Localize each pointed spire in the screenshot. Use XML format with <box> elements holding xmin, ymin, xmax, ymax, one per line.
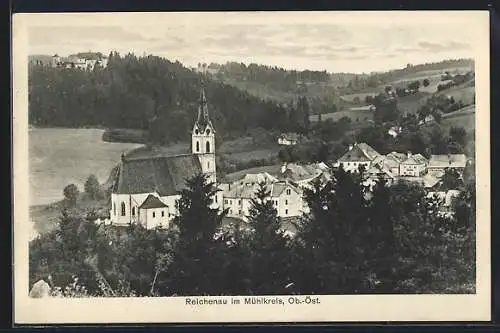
<box><xmin>195</xmin><ymin>79</ymin><xmax>212</xmax><ymax>130</ymax></box>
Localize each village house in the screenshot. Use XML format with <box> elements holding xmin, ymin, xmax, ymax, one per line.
<box><xmin>398</xmin><ymin>152</ymin><xmax>428</xmax><ymax>177</ymax></box>
<box><xmin>426</xmin><ymin>189</ymin><xmax>462</xmax><ymax>217</ymax></box>
<box><xmin>108</xmin><ymin>86</ymin><xmax>220</xmax><ymax>229</ymax></box>
<box><xmin>427</xmin><ymin>154</ymin><xmax>468</xmax><ymax>177</ymax></box>
<box><xmin>278</xmin><ymin>133</ymin><xmax>300</xmax><ymax>146</ymax></box>
<box><xmin>52</xmin><ymin>53</ymin><xmax>108</xmax><ymax>70</ymax></box>
<box><xmin>335</xmin><ymin>142</ymin><xmax>381</xmax><ymax>173</ymax></box>
<box><xmin>223</xmin><ymin>179</ymin><xmax>305</xmax><ymax>221</ymax></box>
<box><xmin>279</xmin><ymin>162</ymin><xmax>330</xmax><ymax>189</ymax></box>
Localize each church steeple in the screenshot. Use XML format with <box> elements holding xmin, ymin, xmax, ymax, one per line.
<box><xmin>194</xmin><ymin>80</ymin><xmax>215</xmax><ymax>134</ymax></box>
<box><xmin>196</xmin><ymin>85</ymin><xmax>210</xmax><ymax>128</ymax></box>
<box><xmin>191</xmin><ymin>81</ymin><xmax>217</xmax><ymax>186</ymax></box>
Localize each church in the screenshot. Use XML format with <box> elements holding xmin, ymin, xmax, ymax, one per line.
<box><xmin>108</xmin><ymin>86</ymin><xmax>222</xmax><ymax>229</ymax></box>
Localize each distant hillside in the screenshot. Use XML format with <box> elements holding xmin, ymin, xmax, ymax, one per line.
<box><xmin>203</xmin><ymin>58</ymin><xmax>474</xmax><ymax>110</ymax></box>
<box><xmin>28</xmin><ymin>52</ymin><xmax>301</xmax><ymax>144</ymax></box>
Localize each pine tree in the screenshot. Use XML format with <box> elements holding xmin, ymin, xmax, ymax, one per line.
<box><xmin>246</xmin><ymin>183</ymin><xmax>290</xmax><ymax>294</ymax></box>
<box><xmin>295</xmin><ymin>168</ymin><xmax>370</xmax><ymax>294</ymax></box>
<box><xmin>161</xmin><ymin>173</ymin><xmax>227</xmax><ymax>296</ymax></box>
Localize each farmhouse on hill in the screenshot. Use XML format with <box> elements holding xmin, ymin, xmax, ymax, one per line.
<box><xmin>278</xmin><ymin>133</ymin><xmax>300</xmax><ymax>146</ymax></box>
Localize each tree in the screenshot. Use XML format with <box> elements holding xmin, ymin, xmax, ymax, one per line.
<box><xmin>429</xmin><ymin>127</ymin><xmax>449</xmax><ymax>154</ymax></box>
<box><xmin>440</xmin><ymin>168</ymin><xmax>464</xmax><ymax>190</ymax></box>
<box><xmin>63</xmin><ymin>184</ymin><xmax>79</xmax><ymax>206</ymax></box>
<box><xmin>423</xmin><ymin>78</ymin><xmax>430</xmax><ymax>87</ymax></box>
<box><xmin>449</xmin><ymin>126</ymin><xmax>467</xmax><ymax>148</ymax></box>
<box><xmin>294</xmin><ymin>168</ymin><xmax>371</xmax><ymax>293</ymax></box>
<box><xmin>162</xmin><ymin>173</ymin><xmax>228</xmax><ymax>296</ymax></box>
<box><xmin>246</xmin><ymin>183</ymin><xmax>291</xmax><ymax>294</ymax></box>
<box><xmin>84</xmin><ymin>174</ymin><xmax>103</xmax><ymax>200</ymax></box>
<box><xmin>407</xmin><ymin>80</ymin><xmax>420</xmax><ymax>91</ymax></box>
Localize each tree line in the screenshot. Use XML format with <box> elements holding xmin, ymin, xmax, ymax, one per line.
<box><xmin>29</xmin><ymin>53</ymin><xmax>313</xmax><ymax>145</ymax></box>
<box><xmin>30</xmin><ymin>168</ymin><xmax>475</xmax><ymax>297</ymax></box>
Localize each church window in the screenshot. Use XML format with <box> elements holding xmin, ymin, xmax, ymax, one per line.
<box><xmin>113</xmin><ymin>203</ymin><xmax>116</xmax><ymax>216</ymax></box>
<box><xmin>153</xmin><ymin>212</ymin><xmax>156</xmax><ymax>218</ymax></box>
<box><xmin>195</xmin><ymin>129</ymin><xmax>199</xmax><ymax>135</ymax></box>
<box><xmin>121</xmin><ymin>202</ymin><xmax>126</xmax><ymax>216</ymax></box>
<box><xmin>196</xmin><ymin>141</ymin><xmax>200</xmax><ymax>152</ymax></box>
<box><xmin>206</xmin><ymin>141</ymin><xmax>211</xmax><ymax>153</ymax></box>
<box><xmin>206</xmin><ymin>129</ymin><xmax>211</xmax><ymax>135</ymax></box>
<box><xmin>132</xmin><ymin>207</ymin><xmax>135</xmax><ymax>216</ymax></box>
<box><xmin>286</xmin><ymin>189</ymin><xmax>291</xmax><ymax>195</ymax></box>
<box><xmin>207</xmin><ymin>161</ymin><xmax>210</xmax><ymax>169</ymax></box>
<box><xmin>161</xmin><ymin>211</ymin><xmax>165</xmax><ymax>217</ymax></box>
<box><xmin>285</xmin><ymin>200</ymin><xmax>288</xmax><ymax>205</ymax></box>
<box><xmin>285</xmin><ymin>209</ymin><xmax>289</xmax><ymax>215</ymax></box>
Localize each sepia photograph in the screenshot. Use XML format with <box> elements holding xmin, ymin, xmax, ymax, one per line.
<box><xmin>13</xmin><ymin>11</ymin><xmax>490</xmax><ymax>323</ymax></box>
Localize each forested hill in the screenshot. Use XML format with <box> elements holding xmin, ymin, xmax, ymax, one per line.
<box><xmin>28</xmin><ymin>52</ymin><xmax>295</xmax><ymax>144</ymax></box>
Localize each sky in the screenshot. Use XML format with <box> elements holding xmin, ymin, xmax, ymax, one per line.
<box><xmin>22</xmin><ymin>11</ymin><xmax>486</xmax><ymax>74</ymax></box>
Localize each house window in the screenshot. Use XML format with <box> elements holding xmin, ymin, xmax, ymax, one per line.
<box><xmin>121</xmin><ymin>202</ymin><xmax>126</xmax><ymax>216</ymax></box>
<box><xmin>206</xmin><ymin>141</ymin><xmax>211</xmax><ymax>153</ymax></box>
<box><xmin>152</xmin><ymin>212</ymin><xmax>156</xmax><ymax>218</ymax></box>
<box><xmin>238</xmin><ymin>210</ymin><xmax>242</xmax><ymax>215</ymax></box>
<box><xmin>113</xmin><ymin>203</ymin><xmax>116</xmax><ymax>216</ymax></box>
<box><xmin>238</xmin><ymin>200</ymin><xmax>242</xmax><ymax>205</ymax></box>
<box><xmin>132</xmin><ymin>207</ymin><xmax>135</xmax><ymax>216</ymax></box>
<box><xmin>215</xmin><ymin>195</ymin><xmax>218</xmax><ymax>203</ymax></box>
<box><xmin>286</xmin><ymin>189</ymin><xmax>291</xmax><ymax>195</ymax></box>
<box><xmin>229</xmin><ymin>209</ymin><xmax>232</xmax><ymax>214</ymax></box>
<box><xmin>224</xmin><ymin>199</ymin><xmax>228</xmax><ymax>204</ymax></box>
<box><xmin>196</xmin><ymin>141</ymin><xmax>200</xmax><ymax>152</ymax></box>
<box><xmin>161</xmin><ymin>211</ymin><xmax>165</xmax><ymax>217</ymax></box>
<box><xmin>285</xmin><ymin>200</ymin><xmax>288</xmax><ymax>205</ymax></box>
<box><xmin>207</xmin><ymin>161</ymin><xmax>210</xmax><ymax>169</ymax></box>
<box><xmin>285</xmin><ymin>209</ymin><xmax>288</xmax><ymax>215</ymax></box>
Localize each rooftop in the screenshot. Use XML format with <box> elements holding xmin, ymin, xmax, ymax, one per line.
<box><xmin>429</xmin><ymin>154</ymin><xmax>467</xmax><ymax>168</ymax></box>
<box><xmin>139</xmin><ymin>194</ymin><xmax>168</xmax><ymax>209</ymax></box>
<box><xmin>337</xmin><ymin>142</ymin><xmax>381</xmax><ymax>163</ymax></box>
<box><xmin>111</xmin><ymin>152</ymin><xmax>203</xmax><ymax>196</ymax></box>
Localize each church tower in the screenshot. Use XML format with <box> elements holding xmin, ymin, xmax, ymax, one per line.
<box><xmin>192</xmin><ymin>84</ymin><xmax>217</xmax><ymax>185</ymax></box>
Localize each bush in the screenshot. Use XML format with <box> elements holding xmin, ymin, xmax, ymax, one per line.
<box><xmin>84</xmin><ymin>174</ymin><xmax>103</xmax><ymax>200</ymax></box>
<box><xmin>63</xmin><ymin>184</ymin><xmax>79</xmax><ymax>205</ymax></box>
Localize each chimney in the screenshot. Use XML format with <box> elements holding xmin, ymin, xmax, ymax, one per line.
<box><xmin>281</xmin><ymin>162</ymin><xmax>287</xmax><ymax>174</ymax></box>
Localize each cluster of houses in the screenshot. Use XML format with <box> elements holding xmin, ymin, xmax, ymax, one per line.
<box><xmin>51</xmin><ymin>54</ymin><xmax>108</xmax><ymax>70</ymax></box>
<box><xmin>103</xmin><ymin>86</ymin><xmax>470</xmax><ymax>230</ymax></box>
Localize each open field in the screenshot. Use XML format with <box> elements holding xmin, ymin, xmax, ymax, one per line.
<box><xmin>436</xmin><ymin>84</ymin><xmax>475</xmax><ymax>105</ymax></box>
<box><xmin>340</xmin><ymin>91</ymin><xmax>379</xmax><ymax>103</ymax></box>
<box><xmin>223</xmin><ymin>148</ymin><xmax>281</xmax><ymax>164</ymax></box>
<box><xmin>397</xmin><ymin>91</ymin><xmax>432</xmax><ymax>115</ymax></box>
<box><xmin>310</xmin><ymin>109</ymin><xmax>374</xmax><ymax>125</ymax></box>
<box><xmin>389</xmin><ymin>66</ymin><xmax>472</xmax><ymax>84</ymax></box>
